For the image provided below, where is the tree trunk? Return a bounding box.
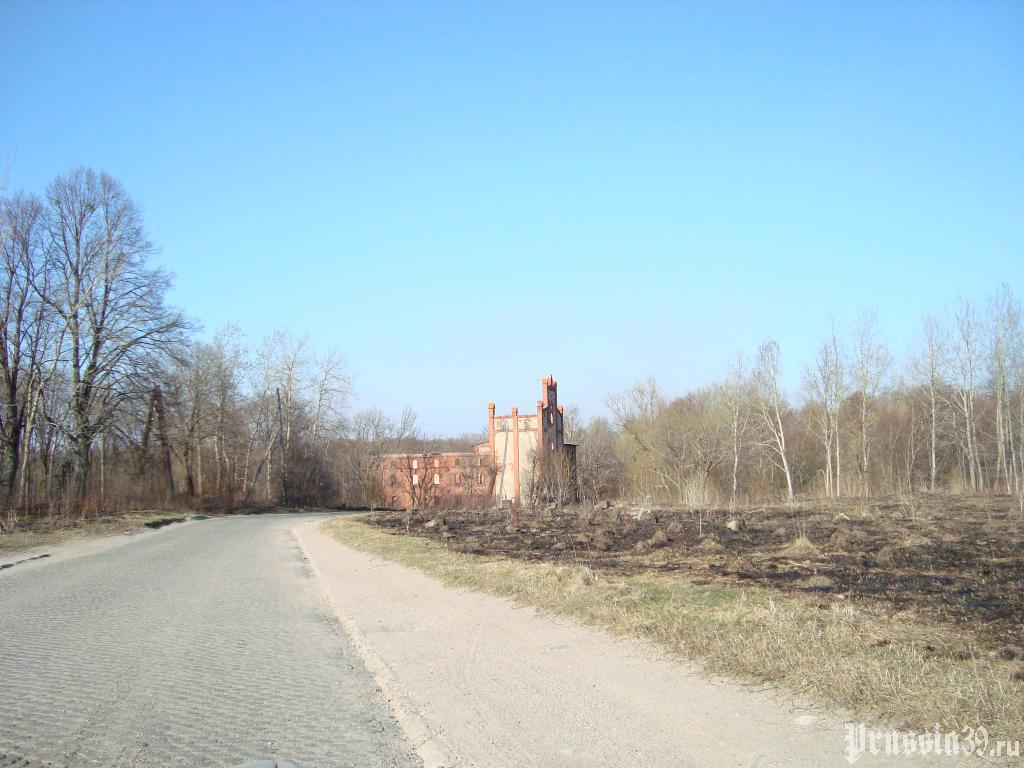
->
[71,435,91,510]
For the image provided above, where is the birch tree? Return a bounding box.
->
[987,285,1021,493]
[852,309,892,495]
[753,339,794,500]
[803,325,845,497]
[720,354,754,505]
[911,314,949,491]
[951,299,984,491]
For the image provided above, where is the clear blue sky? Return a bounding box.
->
[2,1,1021,434]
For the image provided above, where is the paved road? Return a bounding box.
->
[0,514,419,768]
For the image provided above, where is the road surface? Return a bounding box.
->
[0,514,418,768]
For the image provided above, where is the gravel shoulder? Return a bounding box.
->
[301,518,973,768]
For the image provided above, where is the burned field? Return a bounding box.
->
[367,496,1024,650]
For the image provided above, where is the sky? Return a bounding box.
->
[2,1,1021,435]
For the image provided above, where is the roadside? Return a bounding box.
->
[0,512,199,567]
[352,501,1023,748]
[301,517,988,767]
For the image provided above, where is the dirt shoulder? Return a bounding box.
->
[352,499,1024,753]
[308,517,1013,767]
[0,512,195,564]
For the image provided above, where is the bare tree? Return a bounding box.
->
[347,405,417,507]
[607,378,681,501]
[852,309,892,495]
[803,325,845,497]
[258,330,309,489]
[309,347,350,446]
[753,339,794,500]
[720,354,754,506]
[167,341,216,498]
[43,168,189,504]
[911,314,949,491]
[0,193,58,521]
[208,325,248,501]
[951,299,984,492]
[987,285,1021,493]
[571,416,622,502]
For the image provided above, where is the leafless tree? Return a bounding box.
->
[167,341,216,497]
[0,193,59,524]
[207,325,248,501]
[987,285,1021,494]
[753,339,794,500]
[803,325,845,497]
[572,416,622,502]
[951,299,984,492]
[43,168,189,504]
[347,405,418,507]
[852,309,892,495]
[719,355,754,506]
[911,314,950,492]
[607,377,680,501]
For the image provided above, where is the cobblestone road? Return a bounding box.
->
[0,514,419,768]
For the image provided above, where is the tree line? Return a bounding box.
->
[0,167,474,530]
[3,168,1019,528]
[568,290,1023,506]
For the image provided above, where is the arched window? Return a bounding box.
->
[433,473,440,485]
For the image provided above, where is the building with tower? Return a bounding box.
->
[379,376,576,508]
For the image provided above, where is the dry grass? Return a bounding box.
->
[777,534,821,559]
[0,511,185,554]
[324,514,1024,745]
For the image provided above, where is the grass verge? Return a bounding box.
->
[0,511,186,555]
[323,514,1023,744]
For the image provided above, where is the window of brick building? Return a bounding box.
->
[476,474,483,484]
[455,474,462,485]
[433,459,439,468]
[433,473,440,485]
[390,461,396,469]
[412,459,418,469]
[454,458,461,466]
[412,473,419,486]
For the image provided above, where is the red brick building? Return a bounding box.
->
[380,376,576,508]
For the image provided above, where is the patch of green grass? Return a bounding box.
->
[324,515,1023,745]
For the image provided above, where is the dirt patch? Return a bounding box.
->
[365,495,1024,649]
